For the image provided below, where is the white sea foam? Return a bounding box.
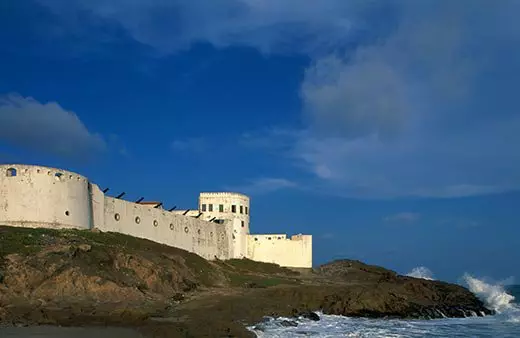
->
[405,266,434,280]
[464,273,520,323]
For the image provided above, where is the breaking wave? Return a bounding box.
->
[464,274,520,323]
[248,268,520,337]
[406,266,434,280]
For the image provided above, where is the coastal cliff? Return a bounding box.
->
[0,226,493,337]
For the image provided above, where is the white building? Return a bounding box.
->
[0,164,312,268]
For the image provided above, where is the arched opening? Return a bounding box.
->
[6,168,17,177]
[55,172,63,181]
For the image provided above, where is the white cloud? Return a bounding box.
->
[33,0,520,197]
[384,212,420,224]
[37,0,359,55]
[226,177,297,195]
[0,93,105,160]
[240,1,520,198]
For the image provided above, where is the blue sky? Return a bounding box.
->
[1,0,519,283]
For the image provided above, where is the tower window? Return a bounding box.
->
[240,205,243,214]
[201,204,207,211]
[245,207,248,215]
[208,204,213,212]
[231,205,236,213]
[241,221,244,227]
[6,168,17,177]
[219,204,224,212]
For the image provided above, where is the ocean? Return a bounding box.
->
[249,273,520,338]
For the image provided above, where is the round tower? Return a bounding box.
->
[198,192,250,258]
[0,164,92,230]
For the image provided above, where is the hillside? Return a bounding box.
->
[0,226,493,337]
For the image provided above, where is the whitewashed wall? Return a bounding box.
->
[99,197,231,260]
[0,164,91,229]
[198,192,250,258]
[247,234,313,268]
[0,164,313,267]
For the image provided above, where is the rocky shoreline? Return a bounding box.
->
[0,226,493,337]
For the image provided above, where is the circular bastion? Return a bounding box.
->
[0,164,92,230]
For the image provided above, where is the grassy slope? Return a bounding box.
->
[0,225,301,290]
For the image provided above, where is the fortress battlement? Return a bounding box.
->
[0,164,312,268]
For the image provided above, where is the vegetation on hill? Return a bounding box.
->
[0,226,493,337]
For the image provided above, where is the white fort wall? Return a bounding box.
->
[0,164,313,268]
[0,165,91,229]
[199,192,250,259]
[247,234,313,268]
[99,196,232,260]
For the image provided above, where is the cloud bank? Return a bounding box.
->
[0,93,105,160]
[225,177,298,195]
[37,0,520,197]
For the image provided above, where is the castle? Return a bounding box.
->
[0,164,312,268]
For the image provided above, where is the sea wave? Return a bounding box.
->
[405,266,434,280]
[464,273,520,323]
[248,268,520,337]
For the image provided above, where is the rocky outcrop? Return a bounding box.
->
[0,226,493,337]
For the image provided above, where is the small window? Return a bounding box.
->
[231,205,236,213]
[65,211,70,216]
[197,229,201,235]
[170,223,174,230]
[153,220,158,227]
[254,238,258,241]
[184,226,189,233]
[201,204,207,212]
[277,236,281,240]
[210,232,213,237]
[135,216,141,224]
[245,207,248,215]
[267,237,272,240]
[241,221,244,227]
[219,204,224,212]
[114,213,121,221]
[6,168,17,177]
[240,205,243,214]
[208,204,213,212]
[55,172,63,181]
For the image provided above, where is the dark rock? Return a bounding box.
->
[280,320,298,327]
[300,311,320,321]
